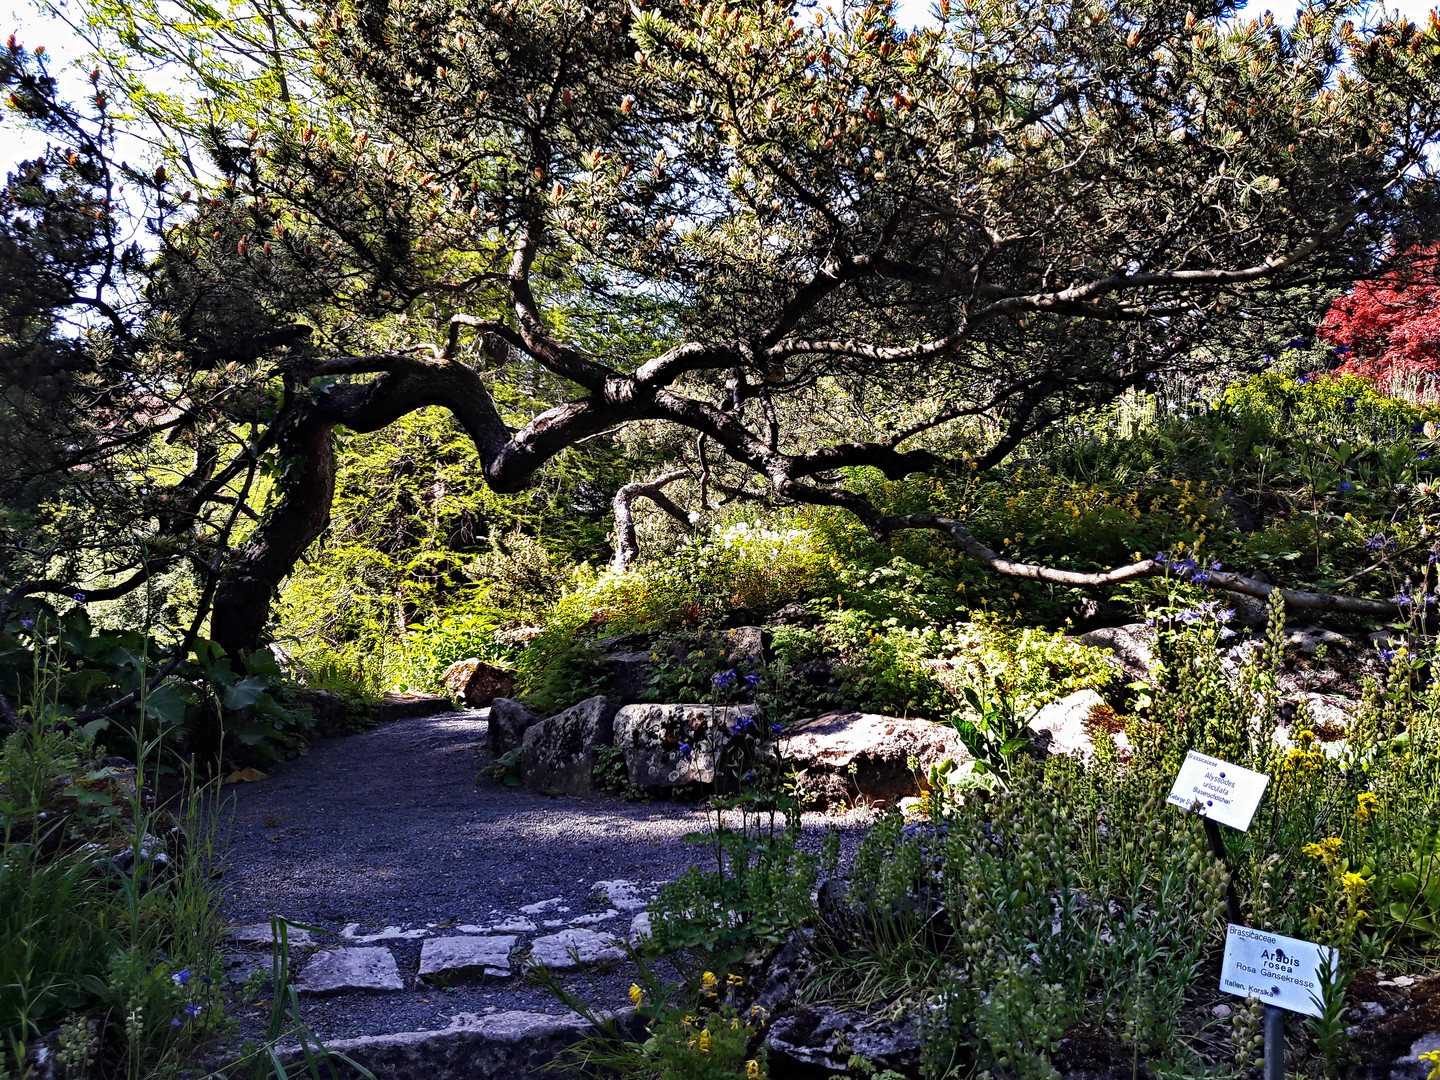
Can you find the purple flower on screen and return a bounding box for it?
[1296,375,1309,385]
[1220,627,1236,640]
[1366,534,1388,552]
[19,618,33,629]
[743,672,760,689]
[712,669,737,688]
[770,723,784,736]
[1381,648,1396,662]
[171,1016,184,1028]
[1154,552,1169,563]
[1192,572,1210,584]
[1211,560,1222,570]
[184,1003,201,1018]
[73,593,85,602]
[1421,453,1431,461]
[729,716,756,736]
[678,742,691,758]
[172,968,192,986]
[1396,593,1413,607]
[1339,481,1352,492]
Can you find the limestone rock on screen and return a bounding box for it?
[295,947,403,995]
[418,936,515,982]
[779,712,972,809]
[612,703,761,789]
[766,1004,921,1075]
[529,928,626,971]
[520,696,618,797]
[1286,626,1353,657]
[1079,622,1155,682]
[440,658,516,708]
[372,692,455,724]
[722,625,765,664]
[230,920,315,948]
[1392,1033,1440,1080]
[592,878,649,913]
[603,651,655,705]
[1027,689,1128,762]
[488,697,542,757]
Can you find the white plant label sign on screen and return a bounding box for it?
[1220,924,1334,1018]
[1166,750,1270,831]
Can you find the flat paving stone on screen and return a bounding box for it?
[229,921,316,948]
[418,936,516,983]
[296,947,404,995]
[529,928,626,971]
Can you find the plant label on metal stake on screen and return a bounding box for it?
[1166,750,1270,831]
[1220,924,1334,1018]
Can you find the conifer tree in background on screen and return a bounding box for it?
[4,0,1440,723]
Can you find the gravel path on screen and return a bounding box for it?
[218,708,872,1041]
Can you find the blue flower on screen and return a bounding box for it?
[19,618,33,629]
[729,716,756,736]
[770,723,784,736]
[1153,552,1169,564]
[184,1003,201,1018]
[1381,648,1396,662]
[1422,453,1431,461]
[1211,560,1222,570]
[1336,343,1350,354]
[1366,534,1388,552]
[1220,627,1236,640]
[171,1016,184,1028]
[1396,593,1413,607]
[1192,572,1210,584]
[678,742,691,758]
[1415,423,1427,434]
[1220,608,1236,621]
[743,672,760,689]
[1344,397,1357,413]
[172,968,192,986]
[712,669,737,688]
[72,593,85,602]
[1174,558,1197,573]
[1296,375,1309,385]
[1262,354,1274,363]
[1288,337,1307,349]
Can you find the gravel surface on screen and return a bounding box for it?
[218,708,874,1041]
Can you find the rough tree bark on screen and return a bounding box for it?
[610,469,692,572]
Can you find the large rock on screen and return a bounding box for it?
[779,712,972,809]
[488,697,542,757]
[612,703,761,789]
[766,1004,921,1075]
[440,658,516,708]
[603,651,655,705]
[722,625,765,664]
[520,696,618,797]
[1027,689,1128,762]
[1078,622,1155,682]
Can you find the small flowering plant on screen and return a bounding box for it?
[635,972,769,1080]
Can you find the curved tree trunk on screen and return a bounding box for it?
[210,408,340,662]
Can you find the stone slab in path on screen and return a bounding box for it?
[296,947,404,995]
[529,928,626,971]
[418,936,516,982]
[229,920,316,948]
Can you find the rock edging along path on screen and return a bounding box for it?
[218,707,872,1073]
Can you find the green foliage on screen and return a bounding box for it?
[0,707,227,1078]
[647,799,821,964]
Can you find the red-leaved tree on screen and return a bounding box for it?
[1323,245,1440,391]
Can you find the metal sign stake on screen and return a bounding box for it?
[1264,1003,1285,1080]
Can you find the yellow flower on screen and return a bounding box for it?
[1342,872,1369,902]
[1419,1049,1440,1080]
[1356,792,1380,822]
[628,983,643,1007]
[747,1061,762,1079]
[698,1029,711,1054]
[727,973,744,987]
[1303,837,1344,864]
[750,1005,769,1022]
[731,1017,741,1029]
[700,971,717,996]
